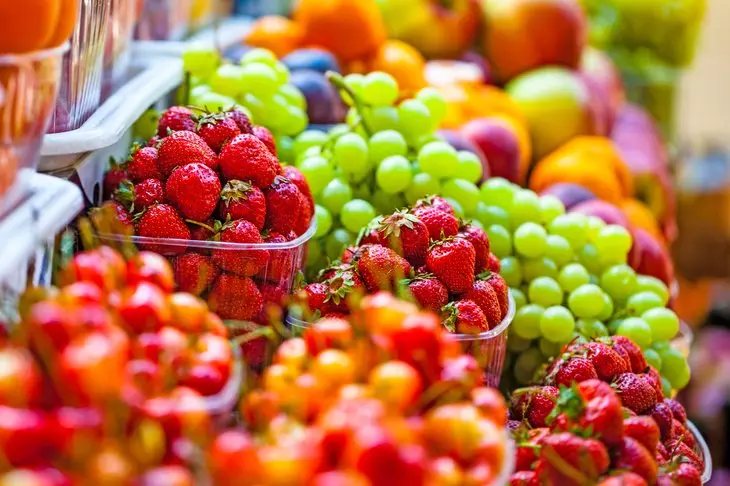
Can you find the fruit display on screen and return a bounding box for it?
[509,338,707,485]
[98,104,315,325]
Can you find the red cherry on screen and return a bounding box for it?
[127,252,175,293]
[118,282,171,334]
[209,429,263,485]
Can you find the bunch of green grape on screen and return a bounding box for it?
[294,71,485,275]
[473,178,688,396]
[182,46,308,137]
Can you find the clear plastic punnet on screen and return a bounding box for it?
[135,0,194,41]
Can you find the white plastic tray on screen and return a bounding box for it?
[40,56,184,171]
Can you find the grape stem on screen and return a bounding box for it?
[326,71,373,137]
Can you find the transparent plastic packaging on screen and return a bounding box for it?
[102,0,138,97]
[202,342,244,423]
[687,420,712,484]
[49,0,111,134]
[135,0,194,41]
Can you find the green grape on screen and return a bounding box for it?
[507,330,532,353]
[616,317,653,348]
[398,99,433,137]
[281,107,308,135]
[475,203,510,229]
[500,257,522,287]
[442,179,480,214]
[369,130,407,164]
[416,87,447,122]
[376,155,413,194]
[661,377,672,398]
[272,61,290,84]
[371,190,395,215]
[325,228,354,260]
[600,264,637,301]
[511,287,527,309]
[607,319,622,335]
[470,220,484,230]
[306,239,324,265]
[636,276,670,305]
[293,131,328,157]
[586,216,606,242]
[366,106,400,132]
[334,133,370,181]
[276,136,294,165]
[545,234,573,266]
[454,152,483,184]
[182,46,220,77]
[578,243,603,275]
[642,308,680,342]
[298,156,334,194]
[576,319,609,339]
[511,190,542,226]
[314,205,332,238]
[568,284,605,318]
[549,214,589,250]
[486,225,512,258]
[626,291,664,316]
[571,332,588,345]
[514,304,545,339]
[240,48,277,66]
[343,74,365,105]
[133,108,160,140]
[595,293,614,322]
[644,349,662,370]
[514,222,548,258]
[479,178,516,210]
[240,63,279,96]
[206,65,245,97]
[558,263,590,292]
[296,145,321,165]
[522,257,558,282]
[539,195,565,224]
[540,306,575,343]
[539,338,562,359]
[362,72,399,106]
[418,141,458,179]
[404,173,441,205]
[595,225,632,264]
[528,277,563,307]
[413,133,440,152]
[658,347,690,389]
[241,92,268,122]
[444,198,465,219]
[320,179,353,215]
[278,84,305,110]
[190,84,211,98]
[514,347,544,385]
[340,199,376,233]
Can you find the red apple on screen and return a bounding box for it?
[460,117,522,183]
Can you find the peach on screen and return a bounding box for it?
[460,116,528,184]
[481,0,587,82]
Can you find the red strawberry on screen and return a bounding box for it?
[577,341,629,381]
[136,204,191,254]
[300,283,329,315]
[624,415,661,453]
[219,134,279,188]
[657,442,669,460]
[282,165,313,208]
[253,283,287,325]
[645,366,665,402]
[196,113,241,152]
[165,163,221,222]
[666,440,703,471]
[599,472,648,486]
[613,373,658,414]
[509,471,539,486]
[404,274,448,312]
[264,176,304,235]
[665,398,688,424]
[510,386,559,428]
[412,205,459,240]
[671,419,696,449]
[657,462,702,486]
[487,252,501,273]
[565,380,625,446]
[546,357,598,388]
[461,280,502,328]
[147,136,161,147]
[127,146,162,181]
[157,130,218,176]
[104,164,129,199]
[322,266,365,314]
[354,244,412,292]
[442,300,488,335]
[97,200,134,230]
[514,427,549,472]
[614,437,658,484]
[611,336,648,373]
[483,272,509,319]
[212,220,269,277]
[537,432,609,485]
[226,108,253,134]
[459,223,490,273]
[189,219,219,244]
[426,237,475,293]
[219,180,266,230]
[358,217,388,247]
[115,179,164,211]
[208,275,263,321]
[173,253,218,296]
[415,195,455,215]
[649,402,675,442]
[375,210,430,266]
[340,247,356,264]
[252,125,276,156]
[157,106,196,137]
[293,191,314,236]
[257,232,294,282]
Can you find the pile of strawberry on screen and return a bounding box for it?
[508,337,705,486]
[100,105,315,325]
[298,196,509,335]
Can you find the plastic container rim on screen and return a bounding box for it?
[686,420,712,484]
[199,341,244,415]
[0,42,69,64]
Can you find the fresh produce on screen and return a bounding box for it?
[99,104,315,326]
[233,292,513,485]
[0,0,77,53]
[509,338,705,485]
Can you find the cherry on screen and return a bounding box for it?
[118,282,171,334]
[127,252,175,293]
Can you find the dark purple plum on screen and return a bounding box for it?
[223,44,252,63]
[290,69,345,124]
[540,183,597,210]
[282,48,341,74]
[437,129,490,182]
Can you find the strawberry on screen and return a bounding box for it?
[611,336,648,373]
[665,398,688,424]
[104,164,129,199]
[514,427,549,472]
[212,220,269,277]
[219,134,279,188]
[460,279,502,328]
[157,130,218,176]
[321,266,365,314]
[537,432,609,485]
[442,300,488,335]
[412,205,459,241]
[127,146,162,181]
[509,471,539,486]
[340,247,356,264]
[189,219,220,244]
[577,341,629,381]
[546,357,598,388]
[115,179,164,211]
[375,210,430,266]
[282,165,314,208]
[666,440,703,471]
[403,274,448,312]
[487,252,501,273]
[165,163,221,222]
[97,201,134,231]
[196,112,241,152]
[157,106,196,137]
[253,283,286,325]
[226,108,253,134]
[293,191,314,235]
[147,136,161,147]
[219,180,267,230]
[459,223,490,273]
[415,195,455,215]
[252,125,277,156]
[136,204,191,254]
[649,402,675,442]
[671,419,696,449]
[645,366,665,402]
[257,232,294,282]
[483,272,509,319]
[358,217,388,246]
[264,176,304,235]
[173,253,218,296]
[426,237,476,294]
[613,373,658,414]
[599,472,648,486]
[300,283,330,315]
[657,462,702,486]
[614,437,658,484]
[354,244,412,292]
[624,415,661,453]
[552,380,624,447]
[510,386,559,428]
[208,275,263,321]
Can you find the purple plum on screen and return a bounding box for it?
[290,69,345,124]
[539,183,597,210]
[283,48,341,74]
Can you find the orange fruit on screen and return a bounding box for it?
[293,0,386,62]
[368,40,426,93]
[619,198,663,242]
[48,0,79,48]
[245,16,303,58]
[0,0,60,53]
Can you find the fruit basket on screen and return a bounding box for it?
[0,43,68,199]
[102,0,139,97]
[687,420,713,484]
[48,0,111,133]
[135,0,194,41]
